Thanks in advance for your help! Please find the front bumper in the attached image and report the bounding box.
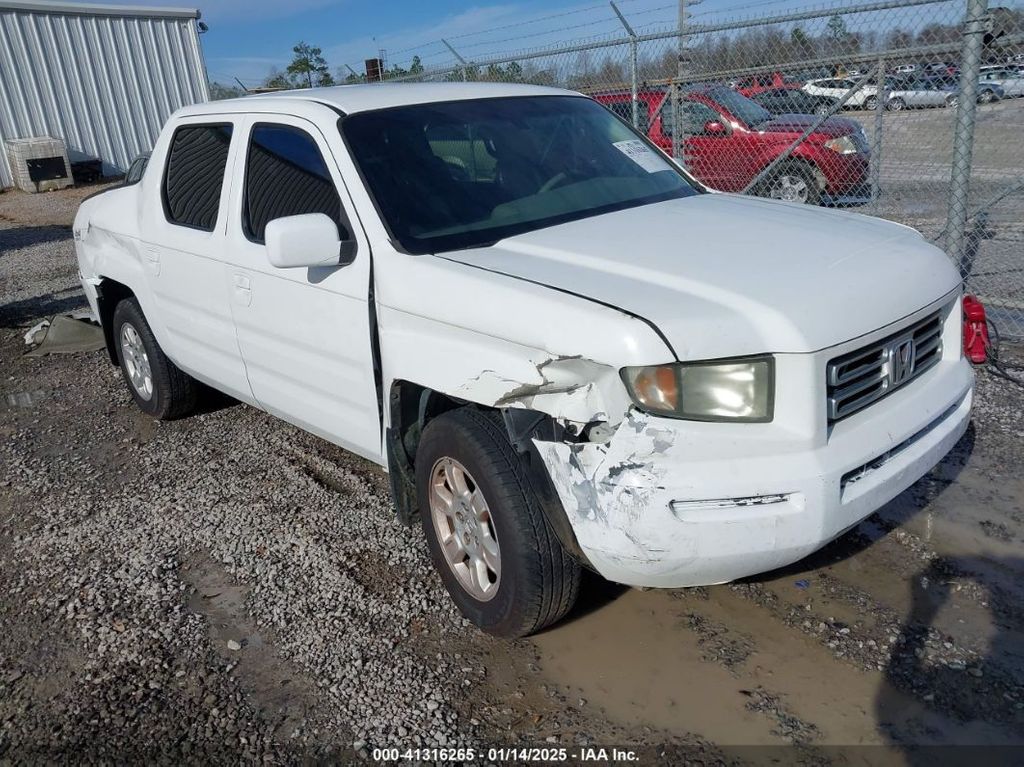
[819,152,870,205]
[533,304,973,588]
[821,182,873,207]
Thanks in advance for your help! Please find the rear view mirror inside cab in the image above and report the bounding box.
[264,213,355,269]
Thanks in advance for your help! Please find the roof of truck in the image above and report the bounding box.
[183,82,579,117]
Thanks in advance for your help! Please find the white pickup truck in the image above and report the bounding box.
[74,83,973,637]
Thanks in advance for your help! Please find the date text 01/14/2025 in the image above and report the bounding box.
[371,746,639,762]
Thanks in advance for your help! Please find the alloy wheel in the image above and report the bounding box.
[119,322,154,400]
[428,457,501,601]
[769,174,810,204]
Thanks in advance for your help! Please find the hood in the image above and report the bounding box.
[439,194,960,360]
[757,114,860,138]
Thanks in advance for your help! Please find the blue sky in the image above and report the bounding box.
[130,0,967,87]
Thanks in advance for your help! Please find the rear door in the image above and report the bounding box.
[139,117,253,402]
[221,113,382,461]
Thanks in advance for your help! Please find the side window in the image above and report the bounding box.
[244,124,347,243]
[163,124,232,231]
[661,100,720,137]
[124,155,148,186]
[602,100,651,135]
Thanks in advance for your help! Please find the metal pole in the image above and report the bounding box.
[673,0,687,159]
[442,38,470,81]
[630,39,639,127]
[945,0,988,266]
[610,1,639,128]
[869,57,887,207]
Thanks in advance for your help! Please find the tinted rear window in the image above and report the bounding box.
[163,124,232,231]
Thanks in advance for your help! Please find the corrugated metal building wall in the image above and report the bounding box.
[0,0,209,188]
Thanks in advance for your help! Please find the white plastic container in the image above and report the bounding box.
[4,136,73,192]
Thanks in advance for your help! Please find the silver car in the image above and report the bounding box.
[979,69,1024,98]
[885,77,952,110]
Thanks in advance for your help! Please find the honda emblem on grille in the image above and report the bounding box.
[887,336,917,386]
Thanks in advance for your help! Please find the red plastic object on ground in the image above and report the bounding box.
[962,294,989,364]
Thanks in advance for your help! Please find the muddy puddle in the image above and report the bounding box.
[531,439,1024,750]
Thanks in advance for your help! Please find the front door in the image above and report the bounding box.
[663,98,745,191]
[221,114,382,462]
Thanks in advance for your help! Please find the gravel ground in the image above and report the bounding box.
[2,185,1024,763]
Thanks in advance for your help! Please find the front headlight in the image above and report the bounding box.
[621,357,774,422]
[824,135,858,154]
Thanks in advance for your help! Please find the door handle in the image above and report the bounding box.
[232,274,252,307]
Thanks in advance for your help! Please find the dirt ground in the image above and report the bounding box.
[2,184,1024,764]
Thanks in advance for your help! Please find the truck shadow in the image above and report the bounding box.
[875,554,1024,757]
[0,288,86,328]
[0,224,72,253]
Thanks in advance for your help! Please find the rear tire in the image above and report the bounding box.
[978,89,997,104]
[864,96,878,111]
[887,97,906,112]
[112,298,197,420]
[416,408,581,638]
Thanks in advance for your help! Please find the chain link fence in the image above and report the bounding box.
[366,0,1024,337]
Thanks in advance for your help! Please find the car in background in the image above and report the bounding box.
[926,62,959,77]
[751,88,840,117]
[945,79,1006,107]
[979,68,1024,98]
[894,63,918,74]
[734,72,803,97]
[595,84,871,206]
[803,77,879,110]
[884,77,954,110]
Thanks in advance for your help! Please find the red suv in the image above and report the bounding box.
[596,85,871,206]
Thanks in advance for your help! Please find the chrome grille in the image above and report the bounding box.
[827,311,943,422]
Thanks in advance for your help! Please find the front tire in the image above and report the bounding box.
[112,298,197,420]
[887,97,906,112]
[978,89,997,104]
[865,96,878,111]
[416,408,581,638]
[761,164,820,206]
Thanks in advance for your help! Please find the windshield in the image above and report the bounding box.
[703,86,772,127]
[341,96,699,254]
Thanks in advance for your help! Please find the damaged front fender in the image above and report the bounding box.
[456,355,633,427]
[532,410,681,562]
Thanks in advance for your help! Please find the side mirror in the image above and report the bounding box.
[703,120,729,136]
[264,213,353,269]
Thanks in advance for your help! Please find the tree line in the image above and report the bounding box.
[208,10,1023,100]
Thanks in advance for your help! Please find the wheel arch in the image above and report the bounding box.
[385,379,590,567]
[95,278,137,366]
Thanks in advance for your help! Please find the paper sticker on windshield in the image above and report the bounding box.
[613,140,670,173]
